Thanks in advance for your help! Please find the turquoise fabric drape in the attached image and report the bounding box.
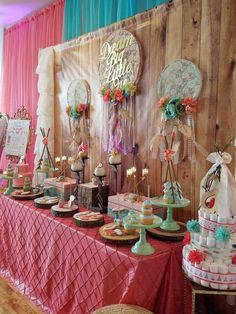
[63,0,168,41]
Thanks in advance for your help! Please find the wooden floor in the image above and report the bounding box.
[0,276,42,314]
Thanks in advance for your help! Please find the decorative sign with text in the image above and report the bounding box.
[5,119,30,157]
[99,30,141,88]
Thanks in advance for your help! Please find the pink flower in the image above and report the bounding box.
[79,142,88,153]
[77,103,87,112]
[104,89,111,102]
[182,97,197,113]
[188,249,205,264]
[158,96,169,108]
[185,105,196,113]
[232,254,236,265]
[114,88,124,102]
[183,232,191,245]
[164,149,175,161]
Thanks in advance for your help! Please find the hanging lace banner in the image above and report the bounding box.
[98,30,142,155]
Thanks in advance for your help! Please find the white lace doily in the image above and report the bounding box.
[157,59,202,98]
[67,79,90,106]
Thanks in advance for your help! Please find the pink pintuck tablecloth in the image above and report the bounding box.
[0,194,189,314]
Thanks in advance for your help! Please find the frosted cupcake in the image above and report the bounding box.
[140,201,154,225]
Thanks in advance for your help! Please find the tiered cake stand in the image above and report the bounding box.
[123,215,162,255]
[148,197,189,240]
[150,197,190,231]
[0,174,23,195]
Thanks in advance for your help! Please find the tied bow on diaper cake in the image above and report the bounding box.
[200,152,236,218]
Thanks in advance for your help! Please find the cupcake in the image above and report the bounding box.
[140,202,154,225]
[109,148,122,165]
[23,177,32,192]
[124,226,137,235]
[140,214,154,225]
[6,163,14,177]
[94,162,106,177]
[41,157,50,172]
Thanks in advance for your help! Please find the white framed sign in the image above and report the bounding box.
[5,119,30,157]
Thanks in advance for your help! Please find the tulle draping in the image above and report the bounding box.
[0,0,64,171]
[34,47,55,178]
[63,0,168,41]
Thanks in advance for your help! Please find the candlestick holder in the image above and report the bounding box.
[93,174,107,213]
[109,162,121,194]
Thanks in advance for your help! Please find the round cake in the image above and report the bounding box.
[13,164,32,188]
[183,208,236,290]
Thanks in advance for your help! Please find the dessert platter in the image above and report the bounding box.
[51,195,78,217]
[34,196,59,209]
[99,222,140,244]
[73,211,104,228]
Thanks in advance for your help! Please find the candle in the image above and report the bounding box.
[62,156,67,161]
[127,169,132,177]
[131,166,136,174]
[55,157,60,163]
[68,157,74,165]
[142,168,149,176]
[147,184,150,198]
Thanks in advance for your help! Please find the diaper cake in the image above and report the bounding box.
[13,163,32,188]
[71,158,83,172]
[183,151,236,290]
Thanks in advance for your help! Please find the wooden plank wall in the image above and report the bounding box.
[54,0,236,223]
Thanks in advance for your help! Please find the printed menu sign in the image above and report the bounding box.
[5,119,30,157]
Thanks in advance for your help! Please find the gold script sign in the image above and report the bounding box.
[99,30,141,88]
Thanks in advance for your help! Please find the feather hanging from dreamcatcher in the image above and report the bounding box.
[101,84,136,154]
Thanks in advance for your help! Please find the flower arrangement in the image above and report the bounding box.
[188,249,205,264]
[66,103,87,120]
[186,220,200,233]
[183,232,191,245]
[215,226,231,242]
[100,82,136,104]
[158,96,197,120]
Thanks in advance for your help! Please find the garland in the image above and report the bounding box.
[158,96,197,120]
[100,82,136,104]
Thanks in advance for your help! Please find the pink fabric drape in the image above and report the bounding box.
[0,0,64,171]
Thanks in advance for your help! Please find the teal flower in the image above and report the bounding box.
[187,220,200,233]
[165,102,177,119]
[215,226,231,242]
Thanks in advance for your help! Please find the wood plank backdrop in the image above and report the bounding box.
[53,0,236,223]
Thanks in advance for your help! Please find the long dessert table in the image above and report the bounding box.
[0,194,188,314]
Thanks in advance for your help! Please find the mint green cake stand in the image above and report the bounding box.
[123,216,162,256]
[150,197,190,231]
[0,174,22,195]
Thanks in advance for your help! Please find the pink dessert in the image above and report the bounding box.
[13,164,32,188]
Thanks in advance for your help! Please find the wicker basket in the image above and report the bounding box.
[92,304,153,314]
